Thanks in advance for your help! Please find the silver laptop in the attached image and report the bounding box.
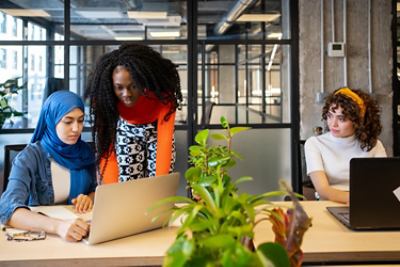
[327,158,400,230]
[84,172,180,244]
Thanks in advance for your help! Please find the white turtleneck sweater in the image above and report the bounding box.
[304,132,387,191]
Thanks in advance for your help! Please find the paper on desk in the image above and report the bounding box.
[393,186,400,202]
[30,206,92,222]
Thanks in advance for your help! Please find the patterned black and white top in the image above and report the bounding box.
[115,118,175,182]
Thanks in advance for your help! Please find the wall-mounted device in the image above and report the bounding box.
[327,42,345,57]
[315,92,327,104]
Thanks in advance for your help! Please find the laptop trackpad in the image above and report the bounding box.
[327,206,350,227]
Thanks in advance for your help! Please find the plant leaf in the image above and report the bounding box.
[185,166,202,182]
[257,242,290,267]
[195,129,209,146]
[234,176,253,185]
[211,133,227,141]
[229,127,251,136]
[189,145,203,157]
[148,195,195,212]
[230,149,244,160]
[200,234,236,249]
[164,236,194,267]
[220,116,228,128]
[198,175,216,187]
[191,184,218,216]
[208,156,230,167]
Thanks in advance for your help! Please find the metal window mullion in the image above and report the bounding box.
[235,44,239,124]
[64,0,70,90]
[188,0,197,145]
[289,0,301,193]
[201,42,206,126]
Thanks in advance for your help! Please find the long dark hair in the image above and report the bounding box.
[86,44,182,162]
[322,88,382,151]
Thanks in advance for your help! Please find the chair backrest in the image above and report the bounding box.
[3,144,27,193]
[43,77,65,104]
[201,101,215,125]
[299,140,317,200]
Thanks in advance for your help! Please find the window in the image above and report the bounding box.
[12,17,17,36]
[38,56,43,72]
[0,48,6,68]
[0,12,6,33]
[30,55,35,71]
[12,51,17,69]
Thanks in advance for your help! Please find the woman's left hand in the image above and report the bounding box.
[71,194,93,213]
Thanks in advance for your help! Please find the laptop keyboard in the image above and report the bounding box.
[339,212,350,223]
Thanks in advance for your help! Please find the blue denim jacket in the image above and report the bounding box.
[0,141,97,224]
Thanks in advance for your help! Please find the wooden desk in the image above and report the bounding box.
[0,226,177,267]
[254,201,400,264]
[2,201,400,266]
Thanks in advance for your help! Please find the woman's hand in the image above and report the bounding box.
[71,194,93,213]
[56,218,90,242]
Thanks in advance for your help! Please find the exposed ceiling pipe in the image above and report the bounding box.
[331,0,335,42]
[320,0,324,94]
[367,0,372,93]
[124,0,143,10]
[343,0,348,87]
[214,0,258,35]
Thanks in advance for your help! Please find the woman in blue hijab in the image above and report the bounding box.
[0,91,96,242]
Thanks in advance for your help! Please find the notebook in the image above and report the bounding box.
[327,158,400,230]
[32,172,180,244]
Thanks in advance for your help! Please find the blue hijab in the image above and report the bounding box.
[31,91,95,170]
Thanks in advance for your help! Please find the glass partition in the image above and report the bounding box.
[197,0,290,41]
[0,45,64,129]
[198,43,291,125]
[209,128,291,197]
[0,1,64,40]
[70,0,187,41]
[69,45,188,126]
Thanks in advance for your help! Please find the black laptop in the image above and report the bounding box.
[327,157,400,230]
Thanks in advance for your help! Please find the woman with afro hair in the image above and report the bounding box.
[304,88,386,204]
[86,44,182,183]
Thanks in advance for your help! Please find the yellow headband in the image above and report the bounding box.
[334,87,366,118]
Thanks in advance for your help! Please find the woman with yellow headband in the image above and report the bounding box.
[304,88,386,204]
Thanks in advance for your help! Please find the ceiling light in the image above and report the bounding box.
[127,11,167,19]
[114,36,144,41]
[0,9,50,17]
[267,44,280,71]
[236,14,280,22]
[162,50,180,54]
[268,32,283,39]
[149,31,180,38]
[107,25,145,31]
[76,10,122,19]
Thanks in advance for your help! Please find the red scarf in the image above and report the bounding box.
[117,91,164,124]
[101,91,176,184]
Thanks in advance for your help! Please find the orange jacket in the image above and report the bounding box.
[100,93,175,184]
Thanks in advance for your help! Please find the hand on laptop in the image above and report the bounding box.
[56,218,90,242]
[71,193,94,213]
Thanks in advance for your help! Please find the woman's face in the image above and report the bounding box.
[112,66,142,107]
[326,105,355,138]
[56,108,84,145]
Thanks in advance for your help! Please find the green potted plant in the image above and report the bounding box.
[157,117,312,267]
[0,77,25,128]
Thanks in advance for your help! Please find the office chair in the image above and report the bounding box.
[299,140,317,200]
[201,100,215,125]
[43,77,65,104]
[2,142,95,194]
[283,140,317,201]
[3,144,27,193]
